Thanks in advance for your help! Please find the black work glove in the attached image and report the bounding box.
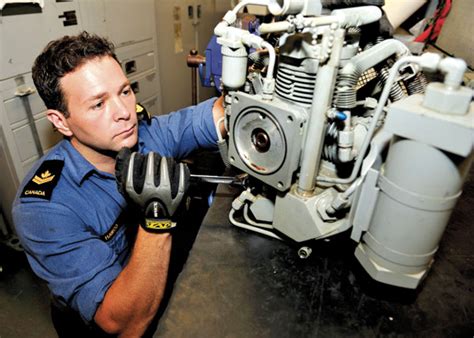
[115,148,190,233]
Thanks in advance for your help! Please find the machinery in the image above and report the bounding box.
[208,0,474,289]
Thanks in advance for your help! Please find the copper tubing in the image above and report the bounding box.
[187,49,206,105]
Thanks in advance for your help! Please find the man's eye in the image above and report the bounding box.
[93,101,104,110]
[122,88,131,96]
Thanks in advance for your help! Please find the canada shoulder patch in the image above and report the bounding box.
[21,160,64,200]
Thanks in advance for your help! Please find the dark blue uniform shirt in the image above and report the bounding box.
[12,98,218,322]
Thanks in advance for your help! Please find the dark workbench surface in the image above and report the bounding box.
[155,170,474,337]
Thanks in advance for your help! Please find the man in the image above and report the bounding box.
[12,32,224,337]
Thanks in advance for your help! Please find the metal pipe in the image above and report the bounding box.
[216,0,279,32]
[229,209,282,240]
[317,55,425,184]
[258,6,382,35]
[335,39,410,109]
[243,204,273,229]
[438,57,467,90]
[187,49,206,105]
[259,21,292,34]
[330,6,382,28]
[260,41,276,82]
[297,28,345,194]
[191,67,197,105]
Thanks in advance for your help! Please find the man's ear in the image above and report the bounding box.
[47,109,73,137]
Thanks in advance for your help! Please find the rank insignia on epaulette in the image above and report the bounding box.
[21,160,64,200]
[136,103,151,125]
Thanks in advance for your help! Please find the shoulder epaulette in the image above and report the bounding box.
[21,160,64,200]
[136,103,151,125]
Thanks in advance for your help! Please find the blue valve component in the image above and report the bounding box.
[201,35,223,92]
[207,190,215,207]
[335,111,347,121]
[200,17,261,93]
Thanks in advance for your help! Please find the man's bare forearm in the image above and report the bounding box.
[94,228,171,336]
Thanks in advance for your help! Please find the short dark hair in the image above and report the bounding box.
[32,31,119,117]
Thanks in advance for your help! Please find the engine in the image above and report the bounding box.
[212,0,473,289]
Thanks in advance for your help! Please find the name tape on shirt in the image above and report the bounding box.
[102,211,128,242]
[21,160,64,200]
[101,208,140,242]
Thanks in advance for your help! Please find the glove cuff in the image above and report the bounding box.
[142,218,177,233]
[142,200,176,233]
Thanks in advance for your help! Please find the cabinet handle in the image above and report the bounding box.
[188,5,193,19]
[131,82,140,94]
[125,60,137,75]
[17,94,44,157]
[14,87,36,97]
[58,10,78,26]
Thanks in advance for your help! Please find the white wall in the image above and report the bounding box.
[154,0,231,113]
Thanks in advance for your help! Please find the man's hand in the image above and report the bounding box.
[115,148,190,232]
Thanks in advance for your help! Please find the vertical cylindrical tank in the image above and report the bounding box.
[358,137,471,287]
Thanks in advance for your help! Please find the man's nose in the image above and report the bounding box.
[112,97,131,121]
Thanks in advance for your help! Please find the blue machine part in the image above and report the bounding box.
[201,35,223,92]
[200,18,260,93]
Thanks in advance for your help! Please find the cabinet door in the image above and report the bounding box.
[0,0,83,80]
[155,0,197,113]
[103,0,155,47]
[0,7,50,80]
[0,127,19,233]
[77,0,107,34]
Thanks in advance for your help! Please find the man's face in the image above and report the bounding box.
[60,56,138,154]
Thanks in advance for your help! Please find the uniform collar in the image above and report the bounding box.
[60,140,113,185]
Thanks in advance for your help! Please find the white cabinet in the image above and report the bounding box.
[0,0,84,80]
[104,0,155,47]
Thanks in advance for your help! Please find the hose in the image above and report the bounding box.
[334,39,410,109]
[379,66,407,102]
